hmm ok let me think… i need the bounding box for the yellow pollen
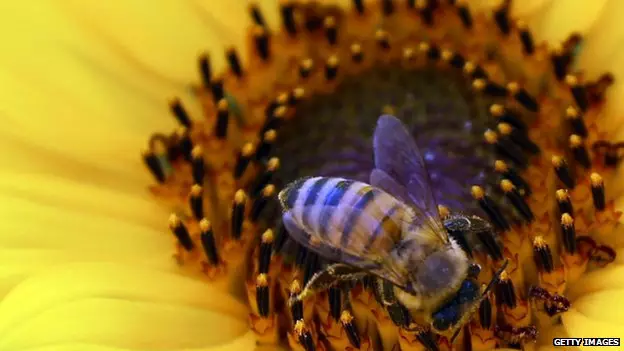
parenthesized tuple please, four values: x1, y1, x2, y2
(506, 81, 520, 94)
(301, 58, 314, 70)
(516, 19, 527, 29)
(463, 61, 476, 74)
(533, 236, 547, 248)
(490, 104, 504, 116)
(484, 129, 498, 144)
(263, 184, 276, 197)
(241, 142, 255, 157)
(561, 213, 574, 226)
(441, 50, 453, 61)
(256, 273, 269, 287)
(293, 87, 305, 99)
(264, 129, 277, 142)
(191, 184, 203, 196)
(403, 47, 415, 60)
(551, 155, 564, 167)
(290, 279, 301, 294)
(437, 204, 450, 218)
(494, 160, 508, 172)
(499, 270, 509, 281)
(168, 213, 181, 228)
(294, 320, 307, 335)
(191, 145, 203, 159)
(566, 106, 579, 118)
(267, 157, 280, 170)
(274, 105, 287, 119)
(199, 218, 211, 232)
(497, 123, 513, 135)
(500, 179, 515, 192)
(350, 43, 362, 54)
(556, 189, 570, 201)
(471, 185, 485, 199)
(375, 29, 388, 41)
(416, 0, 427, 9)
(262, 229, 274, 243)
(217, 98, 229, 111)
(565, 74, 579, 86)
(418, 41, 430, 53)
(277, 92, 289, 105)
(590, 172, 603, 186)
(327, 55, 339, 67)
(234, 189, 247, 204)
(569, 134, 583, 148)
(340, 310, 354, 324)
(472, 79, 486, 90)
(552, 42, 564, 55)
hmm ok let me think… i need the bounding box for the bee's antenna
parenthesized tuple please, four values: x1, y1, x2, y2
(483, 259, 509, 297)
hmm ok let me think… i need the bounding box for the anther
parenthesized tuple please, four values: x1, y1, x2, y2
(198, 54, 212, 88)
(249, 3, 266, 26)
(560, 213, 576, 254)
(341, 310, 361, 349)
(170, 99, 192, 128)
(324, 55, 339, 81)
(191, 146, 205, 185)
(142, 150, 166, 183)
(376, 30, 391, 51)
(532, 236, 554, 273)
(259, 229, 274, 274)
(328, 287, 342, 321)
(234, 143, 255, 179)
(485, 129, 528, 169)
(212, 99, 229, 139)
(303, 252, 320, 285)
(256, 129, 277, 161)
(169, 214, 194, 251)
(495, 160, 531, 196)
(231, 190, 247, 240)
(556, 189, 573, 215)
(324, 16, 337, 45)
(456, 1, 472, 29)
(551, 44, 570, 81)
(476, 226, 504, 261)
(490, 104, 527, 133)
(552, 155, 575, 189)
(353, 0, 365, 14)
(253, 26, 270, 60)
(417, 0, 434, 26)
(420, 42, 440, 61)
(251, 184, 275, 221)
(382, 0, 394, 15)
(438, 204, 450, 219)
(294, 320, 315, 351)
(273, 220, 288, 253)
(252, 157, 280, 197)
(280, 1, 297, 36)
(463, 61, 488, 79)
(210, 78, 224, 102)
(517, 20, 534, 55)
(441, 50, 465, 69)
(471, 185, 510, 231)
(350, 43, 363, 63)
(190, 185, 204, 221)
(498, 123, 540, 155)
(290, 87, 305, 105)
(565, 106, 588, 137)
(586, 73, 614, 105)
(289, 280, 304, 320)
(199, 219, 219, 265)
(295, 243, 308, 268)
(416, 329, 439, 351)
(479, 293, 492, 329)
(507, 81, 539, 113)
(226, 48, 243, 78)
(493, 0, 511, 35)
(178, 128, 193, 162)
(566, 74, 589, 112)
(472, 79, 508, 97)
(569, 134, 591, 169)
(590, 173, 605, 211)
(495, 270, 516, 308)
(299, 58, 313, 79)
(256, 274, 270, 317)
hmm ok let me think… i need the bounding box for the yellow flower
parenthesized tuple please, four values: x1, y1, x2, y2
(1, 1, 624, 351)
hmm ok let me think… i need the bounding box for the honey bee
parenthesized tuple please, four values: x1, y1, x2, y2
(278, 115, 508, 339)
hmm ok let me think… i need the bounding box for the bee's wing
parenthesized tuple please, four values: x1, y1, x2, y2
(372, 114, 448, 244)
(282, 206, 412, 289)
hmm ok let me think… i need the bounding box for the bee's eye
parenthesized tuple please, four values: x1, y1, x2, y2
(432, 306, 459, 331)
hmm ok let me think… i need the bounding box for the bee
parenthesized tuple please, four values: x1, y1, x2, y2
(278, 114, 508, 339)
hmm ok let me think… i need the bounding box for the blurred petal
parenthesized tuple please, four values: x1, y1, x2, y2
(563, 311, 624, 349)
(566, 265, 624, 300)
(572, 290, 624, 325)
(0, 262, 249, 350)
(529, 0, 608, 42)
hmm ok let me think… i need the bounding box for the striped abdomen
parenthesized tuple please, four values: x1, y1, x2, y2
(279, 176, 405, 255)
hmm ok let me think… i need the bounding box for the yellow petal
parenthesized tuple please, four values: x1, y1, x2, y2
(563, 310, 624, 350)
(566, 265, 624, 300)
(0, 262, 249, 350)
(529, 0, 608, 42)
(572, 290, 624, 325)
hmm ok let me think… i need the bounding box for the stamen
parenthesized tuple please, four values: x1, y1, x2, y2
(249, 3, 266, 27)
(590, 173, 606, 211)
(561, 213, 576, 254)
(552, 155, 575, 189)
(479, 293, 492, 329)
(169, 214, 194, 251)
(303, 252, 320, 285)
(494, 160, 531, 196)
(294, 320, 315, 351)
(252, 26, 270, 60)
(485, 129, 528, 169)
(142, 150, 166, 183)
(191, 146, 205, 185)
(489, 104, 527, 132)
(256, 274, 270, 317)
(476, 225, 504, 261)
(290, 280, 304, 320)
(190, 185, 204, 221)
(532, 236, 554, 273)
(324, 16, 337, 45)
(210, 78, 224, 103)
(517, 20, 534, 55)
(381, 0, 394, 15)
(566, 74, 589, 112)
(273, 220, 288, 253)
(251, 184, 275, 221)
(501, 179, 534, 222)
(528, 286, 570, 316)
(569, 134, 591, 169)
(551, 43, 569, 81)
(353, 0, 364, 14)
(417, 0, 434, 26)
(340, 310, 361, 348)
(299, 58, 314, 79)
(170, 99, 192, 128)
(232, 189, 247, 240)
(493, 0, 511, 35)
(234, 143, 255, 179)
(325, 55, 339, 81)
(198, 54, 212, 88)
(420, 42, 440, 61)
(290, 87, 305, 106)
(471, 185, 510, 231)
(586, 73, 614, 105)
(280, 0, 297, 36)
(376, 30, 391, 51)
(252, 157, 280, 197)
(328, 287, 341, 321)
(415, 329, 439, 351)
(506, 81, 539, 113)
(441, 50, 465, 69)
(226, 48, 243, 78)
(212, 98, 229, 137)
(473, 78, 508, 97)
(497, 122, 540, 155)
(177, 127, 193, 162)
(259, 229, 274, 274)
(199, 219, 219, 265)
(256, 129, 277, 161)
(456, 1, 472, 29)
(463, 61, 488, 79)
(495, 270, 516, 308)
(350, 43, 363, 63)
(565, 106, 588, 137)
(263, 105, 287, 133)
(556, 189, 573, 215)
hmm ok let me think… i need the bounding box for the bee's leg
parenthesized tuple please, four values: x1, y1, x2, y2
(375, 277, 397, 306)
(292, 263, 368, 304)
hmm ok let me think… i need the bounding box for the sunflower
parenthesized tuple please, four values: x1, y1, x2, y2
(1, 0, 624, 350)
